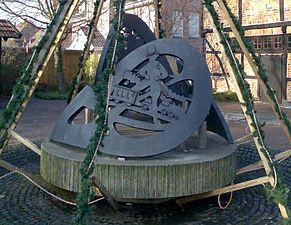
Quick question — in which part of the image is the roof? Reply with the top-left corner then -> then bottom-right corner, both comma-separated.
80,26 -> 105,49
0,19 -> 21,39
15,21 -> 43,48
64,26 -> 105,51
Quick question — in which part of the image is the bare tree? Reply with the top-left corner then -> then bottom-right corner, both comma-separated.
160,0 -> 194,37
0,0 -> 89,93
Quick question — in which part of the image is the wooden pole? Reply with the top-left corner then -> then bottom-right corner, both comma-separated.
207,2 -> 289,219
205,4 -> 275,187
205,38 -> 231,90
176,176 -> 270,206
8,129 -> 41,155
154,0 -> 160,39
216,0 -> 291,143
237,149 -> 291,175
0,37 -> 2,83
280,0 -> 288,101
92,176 -> 119,211
0,0 -> 81,155
70,0 -> 105,101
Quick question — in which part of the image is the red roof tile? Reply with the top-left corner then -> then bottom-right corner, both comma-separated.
0,19 -> 21,39
81,26 -> 105,49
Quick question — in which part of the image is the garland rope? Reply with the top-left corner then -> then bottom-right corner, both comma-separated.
0,170 -> 104,206
74,0 -> 126,224
0,0 -> 79,152
204,0 -> 290,223
67,0 -> 105,103
218,0 -> 291,140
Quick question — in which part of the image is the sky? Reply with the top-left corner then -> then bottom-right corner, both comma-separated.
0,1 -> 50,28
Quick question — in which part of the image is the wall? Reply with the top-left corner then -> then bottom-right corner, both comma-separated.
39,50 -> 81,87
205,0 -> 291,102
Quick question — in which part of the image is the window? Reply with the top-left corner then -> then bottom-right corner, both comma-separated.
253,38 -> 262,50
263,37 -> 272,49
274,37 -> 282,49
172,11 -> 183,38
288,36 -> 291,48
188,13 -> 199,39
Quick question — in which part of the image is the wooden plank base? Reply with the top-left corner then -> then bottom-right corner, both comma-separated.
40,135 -> 236,202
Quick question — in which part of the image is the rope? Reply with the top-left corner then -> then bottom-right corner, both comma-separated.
224,35 -> 278,190
0,169 -> 104,206
218,191 -> 233,210
217,182 -> 233,210
0,171 -> 15,181
87,1 -> 125,173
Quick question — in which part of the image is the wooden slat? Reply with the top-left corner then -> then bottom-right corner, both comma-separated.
176,176 -> 270,206
203,20 -> 291,34
92,176 -> 119,211
71,0 -> 105,100
234,134 -> 253,145
216,0 -> 291,143
205,6 -> 274,183
8,129 -> 41,155
0,0 -> 81,155
237,149 -> 291,175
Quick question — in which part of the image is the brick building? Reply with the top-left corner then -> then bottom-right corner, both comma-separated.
205,0 -> 291,103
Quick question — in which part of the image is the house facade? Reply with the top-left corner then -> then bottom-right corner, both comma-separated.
205,0 -> 291,103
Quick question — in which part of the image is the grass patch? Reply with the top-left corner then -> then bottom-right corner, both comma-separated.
213,91 -> 238,102
34,90 -> 68,100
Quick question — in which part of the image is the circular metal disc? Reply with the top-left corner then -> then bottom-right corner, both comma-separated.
100,39 -> 212,157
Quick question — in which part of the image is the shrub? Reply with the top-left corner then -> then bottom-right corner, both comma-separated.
213,91 -> 239,102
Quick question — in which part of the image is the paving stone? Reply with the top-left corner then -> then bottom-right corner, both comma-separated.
0,144 -> 290,224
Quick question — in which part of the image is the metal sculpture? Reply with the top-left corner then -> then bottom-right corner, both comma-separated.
50,13 -> 233,157
101,38 -> 212,157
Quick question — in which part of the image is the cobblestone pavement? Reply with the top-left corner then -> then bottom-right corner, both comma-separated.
0,143 -> 290,225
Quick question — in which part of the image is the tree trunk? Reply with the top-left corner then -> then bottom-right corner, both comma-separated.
54,43 -> 65,93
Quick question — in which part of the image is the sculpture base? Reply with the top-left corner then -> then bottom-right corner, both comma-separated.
40,135 -> 236,201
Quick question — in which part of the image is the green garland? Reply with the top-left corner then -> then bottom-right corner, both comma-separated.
157,0 -> 164,38
74,1 -> 126,224
219,0 -> 291,136
0,0 -> 69,149
67,0 -> 101,104
205,1 -> 290,223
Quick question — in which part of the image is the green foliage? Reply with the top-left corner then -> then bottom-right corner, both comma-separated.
74,1 -> 126,224
0,48 -> 33,95
219,0 -> 291,135
83,52 -> 100,85
205,0 -> 290,222
0,1 -> 69,148
213,91 -> 238,102
67,0 -> 102,103
34,90 -> 68,100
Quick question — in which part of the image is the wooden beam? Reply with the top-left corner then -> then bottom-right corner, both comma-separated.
0,159 -> 76,201
154,0 -> 160,39
203,20 -> 291,34
215,0 -> 290,218
279,0 -> 285,22
70,0 -> 105,100
216,0 -> 291,143
234,133 -> 253,145
205,38 -> 230,90
237,149 -> 291,175
205,7 -> 275,184
125,0 -> 154,11
0,0 -> 81,155
238,0 -> 242,22
176,176 -> 270,206
92,176 -> 119,211
8,129 -> 41,155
